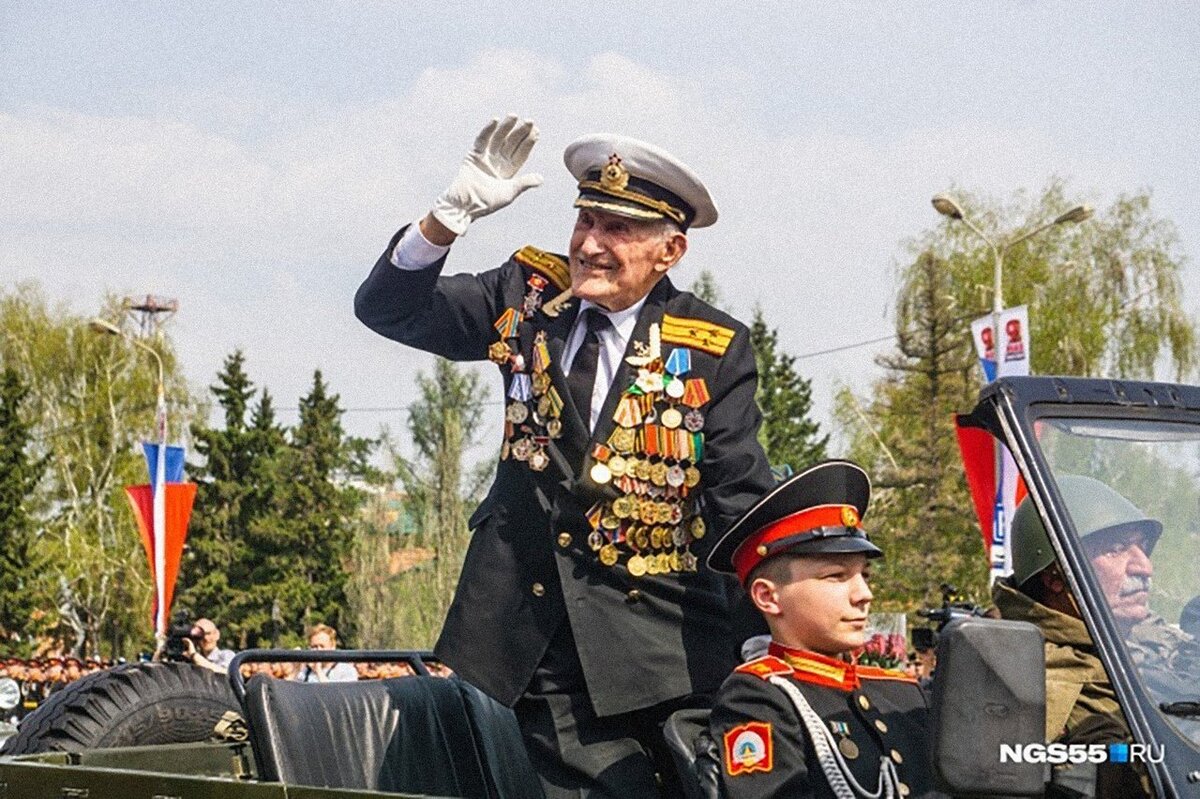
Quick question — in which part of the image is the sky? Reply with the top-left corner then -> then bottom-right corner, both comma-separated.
4,2 -> 1199,456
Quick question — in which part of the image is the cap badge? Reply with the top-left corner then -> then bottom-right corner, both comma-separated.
841,506 -> 859,527
600,153 -> 630,191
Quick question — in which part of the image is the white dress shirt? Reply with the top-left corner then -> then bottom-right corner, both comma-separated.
389,221 -> 645,432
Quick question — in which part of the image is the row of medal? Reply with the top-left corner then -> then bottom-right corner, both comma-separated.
493,276 -> 567,471
585,324 -> 710,577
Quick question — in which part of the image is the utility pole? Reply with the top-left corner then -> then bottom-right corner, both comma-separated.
124,295 -> 178,338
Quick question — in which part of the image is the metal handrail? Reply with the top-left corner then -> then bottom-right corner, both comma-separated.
226,649 -> 440,703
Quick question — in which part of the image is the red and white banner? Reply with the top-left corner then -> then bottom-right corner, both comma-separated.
964,306 -> 1031,582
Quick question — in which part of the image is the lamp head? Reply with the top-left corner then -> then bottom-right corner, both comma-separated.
89,318 -> 122,336
931,194 -> 964,220
1053,205 -> 1093,226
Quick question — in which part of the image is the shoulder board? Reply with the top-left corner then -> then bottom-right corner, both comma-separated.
734,656 -> 793,680
661,314 -> 735,357
858,665 -> 918,684
513,246 -> 570,291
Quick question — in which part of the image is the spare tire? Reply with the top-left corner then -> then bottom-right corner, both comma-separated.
0,661 -> 240,755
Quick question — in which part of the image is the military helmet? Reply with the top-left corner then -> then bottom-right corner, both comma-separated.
1010,474 -> 1162,587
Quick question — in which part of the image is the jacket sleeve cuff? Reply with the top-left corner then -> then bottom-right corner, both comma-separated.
390,221 -> 452,270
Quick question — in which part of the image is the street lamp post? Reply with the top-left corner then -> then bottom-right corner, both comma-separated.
91,318 -> 170,648
930,194 -> 1093,376
931,195 -> 1092,582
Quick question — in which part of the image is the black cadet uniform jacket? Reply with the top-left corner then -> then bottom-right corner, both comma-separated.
355,227 -> 774,717
710,645 -> 945,799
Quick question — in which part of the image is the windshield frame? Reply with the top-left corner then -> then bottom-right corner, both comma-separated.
969,376 -> 1200,795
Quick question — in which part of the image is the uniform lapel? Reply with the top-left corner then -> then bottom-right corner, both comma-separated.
536,302 -> 589,478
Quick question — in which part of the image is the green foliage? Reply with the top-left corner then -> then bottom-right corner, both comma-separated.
911,181 -> 1196,380
179,359 -> 375,649
0,283 -> 199,657
839,182 -> 1198,612
690,269 -> 723,307
837,251 -> 987,609
0,367 -> 50,654
347,359 -> 490,649
750,308 -> 827,474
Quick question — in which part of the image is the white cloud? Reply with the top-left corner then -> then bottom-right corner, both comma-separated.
0,48 -> 1180,453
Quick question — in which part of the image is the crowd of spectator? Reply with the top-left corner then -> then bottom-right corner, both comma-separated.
1,656 -> 115,721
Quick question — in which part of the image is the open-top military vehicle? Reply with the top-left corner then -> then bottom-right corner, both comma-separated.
3,375 -> 1200,797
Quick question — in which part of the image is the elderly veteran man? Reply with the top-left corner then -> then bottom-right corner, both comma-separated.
355,115 -> 773,798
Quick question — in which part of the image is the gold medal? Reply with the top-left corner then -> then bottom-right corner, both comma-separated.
506,402 -> 529,424
601,513 -> 620,530
613,496 -> 635,519
838,738 -> 860,760
684,466 -> 701,488
608,455 -> 628,477
638,501 -> 657,526
599,543 -> 619,567
532,372 -> 551,394
650,527 -> 664,549
635,459 -> 652,481
537,395 -> 552,418
649,462 -> 669,487
645,555 -> 660,575
660,407 -> 683,429
627,554 -> 647,577
590,462 -> 612,485
546,418 -> 563,438
512,438 -> 533,461
633,528 -> 650,550
690,516 -> 706,539
529,449 -> 549,471
610,426 -> 636,454
669,551 -> 682,572
657,553 -> 672,573
488,340 -> 512,364
623,457 -> 641,479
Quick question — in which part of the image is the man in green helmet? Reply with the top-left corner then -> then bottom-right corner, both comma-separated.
993,475 -> 1154,746
994,475 -> 1200,797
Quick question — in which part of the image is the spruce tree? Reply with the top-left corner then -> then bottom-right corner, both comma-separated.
0,367 -> 48,653
750,307 -> 828,475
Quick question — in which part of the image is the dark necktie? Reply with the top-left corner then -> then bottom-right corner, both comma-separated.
567,308 -> 611,430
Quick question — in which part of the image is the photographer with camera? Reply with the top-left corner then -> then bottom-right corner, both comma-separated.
178,618 -> 235,675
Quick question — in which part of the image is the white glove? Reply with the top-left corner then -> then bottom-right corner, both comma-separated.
431,115 -> 544,236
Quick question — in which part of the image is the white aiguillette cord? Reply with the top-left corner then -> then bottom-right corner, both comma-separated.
769,676 -> 901,799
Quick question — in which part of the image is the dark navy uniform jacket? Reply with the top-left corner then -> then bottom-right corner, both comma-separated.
710,643 -> 945,798
355,227 -> 773,716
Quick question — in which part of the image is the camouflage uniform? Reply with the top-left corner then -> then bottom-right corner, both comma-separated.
1127,614 -> 1200,742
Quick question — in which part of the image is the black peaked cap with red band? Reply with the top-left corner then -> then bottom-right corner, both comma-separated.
707,460 -> 882,583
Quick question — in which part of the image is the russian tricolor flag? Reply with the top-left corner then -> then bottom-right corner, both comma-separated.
124,442 -> 196,637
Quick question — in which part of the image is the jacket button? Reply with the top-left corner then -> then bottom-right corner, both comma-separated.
531,583 -> 545,597
874,719 -> 888,734
857,695 -> 871,711
890,748 -> 903,764
557,532 -> 572,548
625,589 -> 641,603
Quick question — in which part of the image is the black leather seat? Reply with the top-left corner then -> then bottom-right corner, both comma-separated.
242,674 -> 543,798
663,707 -> 722,799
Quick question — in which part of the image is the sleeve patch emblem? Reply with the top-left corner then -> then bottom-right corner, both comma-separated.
723,721 -> 773,776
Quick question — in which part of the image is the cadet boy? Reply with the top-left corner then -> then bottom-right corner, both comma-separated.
706,460 -> 942,799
